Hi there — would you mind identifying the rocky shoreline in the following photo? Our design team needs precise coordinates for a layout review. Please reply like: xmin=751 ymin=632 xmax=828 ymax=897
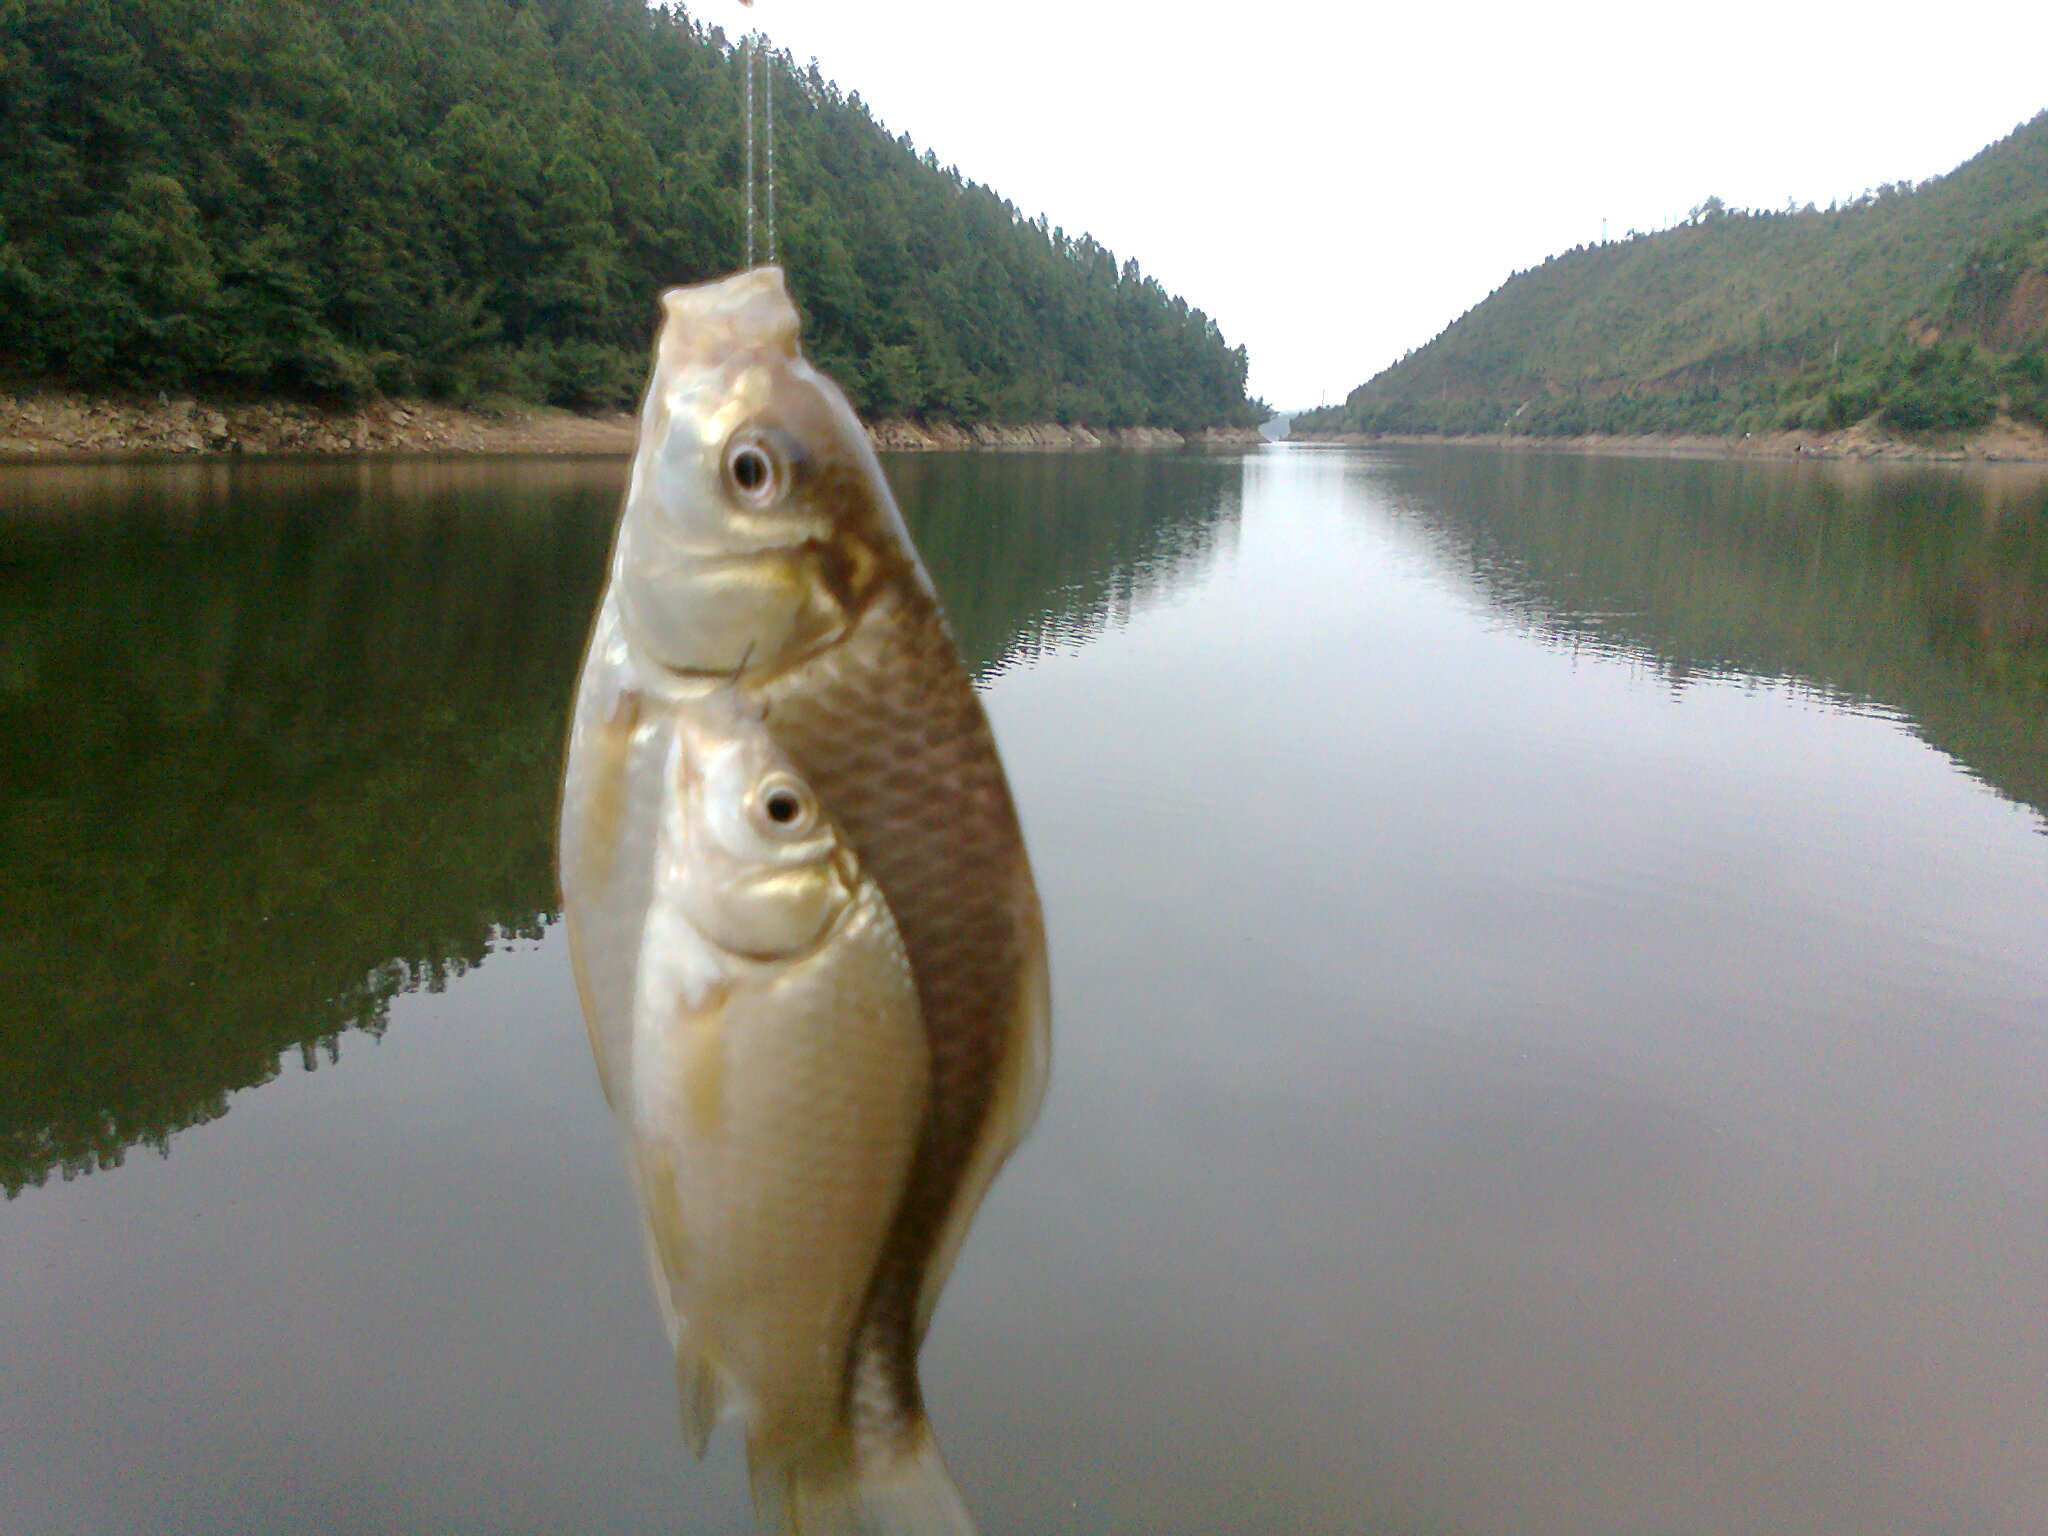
xmin=1286 ymin=416 xmax=2048 ymax=464
xmin=0 ymin=390 xmax=1264 ymax=461
xmin=864 ymin=418 xmax=1263 ymax=452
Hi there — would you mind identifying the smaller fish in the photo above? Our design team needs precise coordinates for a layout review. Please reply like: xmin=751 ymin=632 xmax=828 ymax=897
xmin=629 ymin=687 xmax=937 ymax=1491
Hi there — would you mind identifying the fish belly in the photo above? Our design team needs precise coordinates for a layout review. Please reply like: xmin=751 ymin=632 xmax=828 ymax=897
xmin=630 ymin=832 xmax=929 ymax=1465
xmin=559 ymin=601 xmax=670 ymax=1114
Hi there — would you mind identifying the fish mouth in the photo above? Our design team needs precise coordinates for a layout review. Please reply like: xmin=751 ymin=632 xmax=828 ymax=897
xmin=657 ymin=267 xmax=802 ymax=375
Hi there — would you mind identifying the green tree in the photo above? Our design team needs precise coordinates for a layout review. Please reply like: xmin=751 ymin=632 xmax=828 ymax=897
xmin=0 ymin=0 xmax=1259 ymax=426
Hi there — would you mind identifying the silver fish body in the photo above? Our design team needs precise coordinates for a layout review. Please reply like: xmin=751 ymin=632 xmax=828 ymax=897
xmin=559 ymin=268 xmax=1049 ymax=1536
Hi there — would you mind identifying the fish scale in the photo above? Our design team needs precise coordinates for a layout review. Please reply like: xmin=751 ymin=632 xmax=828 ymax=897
xmin=753 ymin=583 xmax=1040 ymax=1434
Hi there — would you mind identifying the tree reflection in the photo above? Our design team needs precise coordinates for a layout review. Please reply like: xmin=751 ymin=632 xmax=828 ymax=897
xmin=0 ymin=450 xmax=1246 ymax=1195
xmin=0 ymin=461 xmax=619 ymax=1195
xmin=1376 ymin=449 xmax=2048 ymax=827
xmin=891 ymin=451 xmax=1243 ymax=677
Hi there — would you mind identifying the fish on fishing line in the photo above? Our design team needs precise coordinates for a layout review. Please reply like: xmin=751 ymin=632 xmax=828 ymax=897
xmin=559 ymin=266 xmax=1049 ymax=1536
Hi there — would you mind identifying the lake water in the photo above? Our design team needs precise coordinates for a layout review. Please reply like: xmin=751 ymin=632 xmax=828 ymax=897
xmin=3 ymin=446 xmax=2046 ymax=1535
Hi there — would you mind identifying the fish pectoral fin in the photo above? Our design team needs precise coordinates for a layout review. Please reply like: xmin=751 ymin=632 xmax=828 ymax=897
xmin=676 ymin=1348 xmax=727 ymax=1458
xmin=753 ymin=1428 xmax=977 ymax=1536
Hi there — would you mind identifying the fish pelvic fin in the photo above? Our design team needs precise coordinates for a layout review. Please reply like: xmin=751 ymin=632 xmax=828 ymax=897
xmin=752 ymin=1428 xmax=977 ymax=1536
xmin=632 ymin=1158 xmax=730 ymax=1460
xmin=675 ymin=1349 xmax=726 ymax=1458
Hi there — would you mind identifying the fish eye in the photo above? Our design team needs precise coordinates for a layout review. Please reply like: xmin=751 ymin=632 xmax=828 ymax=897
xmin=749 ymin=773 xmax=817 ymax=839
xmin=723 ymin=433 xmax=782 ymax=508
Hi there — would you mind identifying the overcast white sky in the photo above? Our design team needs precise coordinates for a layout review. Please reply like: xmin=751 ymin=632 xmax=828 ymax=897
xmin=694 ymin=0 xmax=2048 ymax=409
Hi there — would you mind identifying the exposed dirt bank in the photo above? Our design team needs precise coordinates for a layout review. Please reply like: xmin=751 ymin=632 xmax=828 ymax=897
xmin=1289 ymin=415 xmax=2048 ymax=464
xmin=0 ymin=391 xmax=1264 ymax=461
xmin=0 ymin=393 xmax=638 ymax=458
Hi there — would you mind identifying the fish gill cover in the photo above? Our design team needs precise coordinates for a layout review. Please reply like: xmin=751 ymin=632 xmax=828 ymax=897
xmin=0 ymin=0 xmax=1260 ymax=431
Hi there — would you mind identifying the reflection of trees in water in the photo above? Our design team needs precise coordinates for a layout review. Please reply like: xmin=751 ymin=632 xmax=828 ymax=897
xmin=0 ymin=461 xmax=621 ymax=1195
xmin=0 ymin=451 xmax=1245 ymax=1196
xmin=891 ymin=452 xmax=1243 ymax=679
xmin=1375 ymin=448 xmax=2048 ymax=827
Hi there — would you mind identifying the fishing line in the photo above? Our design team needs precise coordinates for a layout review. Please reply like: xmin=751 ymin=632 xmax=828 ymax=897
xmin=743 ymin=32 xmax=756 ymax=267
xmin=737 ymin=10 xmax=777 ymax=270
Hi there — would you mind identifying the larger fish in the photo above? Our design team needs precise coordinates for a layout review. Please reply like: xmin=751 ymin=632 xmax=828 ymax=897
xmin=559 ymin=267 xmax=1049 ymax=1536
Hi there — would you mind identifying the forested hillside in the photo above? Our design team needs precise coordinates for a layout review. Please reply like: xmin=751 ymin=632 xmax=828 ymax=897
xmin=1297 ymin=112 xmax=2048 ymax=439
xmin=0 ymin=0 xmax=1259 ymax=428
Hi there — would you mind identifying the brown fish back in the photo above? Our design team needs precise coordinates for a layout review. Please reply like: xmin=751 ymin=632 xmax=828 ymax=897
xmin=749 ymin=571 xmax=1041 ymax=1448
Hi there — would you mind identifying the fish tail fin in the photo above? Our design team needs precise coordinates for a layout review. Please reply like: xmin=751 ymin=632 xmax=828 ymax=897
xmin=754 ymin=1428 xmax=978 ymax=1536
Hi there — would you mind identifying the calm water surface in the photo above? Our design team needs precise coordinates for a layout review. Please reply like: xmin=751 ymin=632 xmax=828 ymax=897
xmin=3 ymin=447 xmax=2046 ymax=1535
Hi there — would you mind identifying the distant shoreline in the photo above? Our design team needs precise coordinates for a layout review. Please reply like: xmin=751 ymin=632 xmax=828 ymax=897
xmin=1287 ymin=418 xmax=2048 ymax=465
xmin=0 ymin=391 xmax=1262 ymax=462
